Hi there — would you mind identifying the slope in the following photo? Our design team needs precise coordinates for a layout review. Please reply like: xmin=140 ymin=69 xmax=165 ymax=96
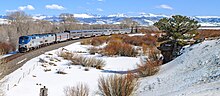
xmin=137 ymin=39 xmax=220 ymax=96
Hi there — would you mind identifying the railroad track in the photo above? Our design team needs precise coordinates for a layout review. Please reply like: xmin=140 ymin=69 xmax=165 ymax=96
xmin=0 ymin=39 xmax=83 ymax=79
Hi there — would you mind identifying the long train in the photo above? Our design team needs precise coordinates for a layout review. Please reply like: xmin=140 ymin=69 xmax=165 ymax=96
xmin=18 ymin=28 xmax=132 ymax=53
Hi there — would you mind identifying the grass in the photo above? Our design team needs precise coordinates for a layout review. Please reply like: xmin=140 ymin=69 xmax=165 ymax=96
xmin=98 ymin=73 xmax=139 ymax=96
xmin=88 ymin=47 xmax=100 ymax=55
xmin=136 ymin=49 xmax=162 ymax=77
xmin=80 ymin=39 xmax=91 ymax=45
xmin=57 ymin=50 xmax=106 ymax=69
xmin=64 ymin=83 xmax=89 ymax=96
xmin=103 ymin=40 xmax=138 ymax=57
xmin=91 ymin=36 xmax=108 ymax=46
xmin=195 ymin=29 xmax=220 ymax=39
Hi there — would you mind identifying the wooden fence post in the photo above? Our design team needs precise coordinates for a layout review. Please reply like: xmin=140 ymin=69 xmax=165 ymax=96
xmin=40 ymin=86 xmax=48 ymax=96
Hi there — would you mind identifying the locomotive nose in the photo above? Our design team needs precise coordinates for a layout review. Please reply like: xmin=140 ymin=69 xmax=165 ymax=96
xmin=19 ymin=45 xmax=28 ymax=53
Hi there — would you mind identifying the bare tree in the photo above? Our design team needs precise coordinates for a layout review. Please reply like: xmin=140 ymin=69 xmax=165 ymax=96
xmin=7 ymin=11 xmax=33 ymax=35
xmin=59 ymin=13 xmax=78 ymax=31
xmin=120 ymin=18 xmax=139 ymax=33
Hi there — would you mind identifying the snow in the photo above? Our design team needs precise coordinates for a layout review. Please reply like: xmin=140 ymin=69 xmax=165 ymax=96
xmin=128 ymin=33 xmax=145 ymax=37
xmin=139 ymin=13 xmax=169 ymax=18
xmin=0 ymin=19 xmax=9 ymax=24
xmin=196 ymin=16 xmax=220 ymax=19
xmin=199 ymin=26 xmax=220 ymax=29
xmin=2 ymin=42 xmax=140 ymax=96
xmin=73 ymin=14 xmax=95 ymax=18
xmin=0 ymin=51 xmax=17 ymax=59
xmin=108 ymin=13 xmax=128 ymax=17
xmin=2 ymin=37 xmax=220 ymax=96
xmin=137 ymin=39 xmax=220 ymax=96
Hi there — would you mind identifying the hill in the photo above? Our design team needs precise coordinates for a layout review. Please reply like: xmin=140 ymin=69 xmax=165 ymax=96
xmin=137 ymin=39 xmax=220 ymax=96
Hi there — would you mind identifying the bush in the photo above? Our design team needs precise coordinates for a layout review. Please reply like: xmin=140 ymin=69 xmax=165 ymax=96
xmin=0 ymin=42 xmax=13 ymax=54
xmin=109 ymin=34 xmax=157 ymax=47
xmin=104 ymin=40 xmax=137 ymax=57
xmin=64 ymin=83 xmax=89 ymax=96
xmin=91 ymin=37 xmax=108 ymax=46
xmin=57 ymin=50 xmax=106 ymax=69
xmin=137 ymin=49 xmax=162 ymax=77
xmin=81 ymin=57 xmax=105 ymax=69
xmin=98 ymin=73 xmax=138 ymax=96
xmin=195 ymin=29 xmax=220 ymax=39
xmin=89 ymin=47 xmax=100 ymax=55
xmin=56 ymin=51 xmax=74 ymax=60
xmin=80 ymin=39 xmax=91 ymax=45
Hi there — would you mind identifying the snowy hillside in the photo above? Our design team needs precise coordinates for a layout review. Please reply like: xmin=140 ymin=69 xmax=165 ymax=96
xmin=137 ymin=39 xmax=220 ymax=96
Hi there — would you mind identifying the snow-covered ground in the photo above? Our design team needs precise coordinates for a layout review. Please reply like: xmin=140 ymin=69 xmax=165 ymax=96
xmin=2 ymin=42 xmax=140 ymax=96
xmin=137 ymin=39 xmax=220 ymax=96
xmin=2 ymin=38 xmax=220 ymax=96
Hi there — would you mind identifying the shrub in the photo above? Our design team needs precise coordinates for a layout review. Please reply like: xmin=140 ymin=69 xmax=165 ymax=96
xmin=71 ymin=54 xmax=84 ymax=65
xmin=64 ymin=83 xmax=89 ymax=96
xmin=89 ymin=47 xmax=100 ymax=55
xmin=104 ymin=40 xmax=137 ymax=57
xmin=195 ymin=29 xmax=220 ymax=39
xmin=57 ymin=50 xmax=106 ymax=69
xmin=95 ymin=59 xmax=105 ymax=70
xmin=91 ymin=37 xmax=108 ymax=46
xmin=80 ymin=39 xmax=91 ymax=45
xmin=0 ymin=42 xmax=13 ymax=54
xmin=109 ymin=34 xmax=157 ymax=47
xmin=137 ymin=49 xmax=162 ymax=77
xmin=98 ymin=73 xmax=138 ymax=96
xmin=56 ymin=50 xmax=74 ymax=60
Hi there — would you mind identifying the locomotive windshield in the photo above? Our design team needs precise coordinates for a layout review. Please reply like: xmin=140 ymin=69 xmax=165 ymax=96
xmin=19 ymin=36 xmax=30 ymax=44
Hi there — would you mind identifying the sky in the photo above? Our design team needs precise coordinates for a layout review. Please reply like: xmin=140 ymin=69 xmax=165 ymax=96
xmin=0 ymin=0 xmax=219 ymax=16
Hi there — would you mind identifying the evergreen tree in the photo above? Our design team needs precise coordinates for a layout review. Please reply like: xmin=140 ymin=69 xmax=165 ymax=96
xmin=154 ymin=15 xmax=200 ymax=41
xmin=154 ymin=15 xmax=200 ymax=58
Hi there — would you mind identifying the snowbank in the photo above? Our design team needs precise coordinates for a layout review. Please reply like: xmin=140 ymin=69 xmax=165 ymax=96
xmin=137 ymin=39 xmax=220 ymax=96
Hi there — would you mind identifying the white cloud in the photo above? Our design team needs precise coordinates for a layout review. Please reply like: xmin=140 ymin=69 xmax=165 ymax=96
xmin=18 ymin=6 xmax=26 ymax=11
xmin=26 ymin=5 xmax=35 ymax=10
xmin=6 ymin=5 xmax=34 ymax=12
xmin=157 ymin=4 xmax=173 ymax=10
xmin=97 ymin=8 xmax=103 ymax=12
xmin=98 ymin=0 xmax=104 ymax=2
xmin=18 ymin=5 xmax=35 ymax=11
xmin=45 ymin=4 xmax=65 ymax=10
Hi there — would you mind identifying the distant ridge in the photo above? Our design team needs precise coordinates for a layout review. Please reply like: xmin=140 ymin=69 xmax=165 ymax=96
xmin=1 ymin=13 xmax=220 ymax=26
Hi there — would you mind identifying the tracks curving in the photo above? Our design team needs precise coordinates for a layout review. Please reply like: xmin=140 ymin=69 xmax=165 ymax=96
xmin=0 ymin=39 xmax=83 ymax=79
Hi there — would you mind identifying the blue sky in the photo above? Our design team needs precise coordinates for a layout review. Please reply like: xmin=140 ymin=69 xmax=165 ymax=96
xmin=0 ymin=0 xmax=219 ymax=16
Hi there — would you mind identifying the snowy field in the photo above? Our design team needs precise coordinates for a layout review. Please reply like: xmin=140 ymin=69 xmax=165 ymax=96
xmin=2 ymin=42 xmax=140 ymax=96
xmin=2 ymin=37 xmax=220 ymax=96
xmin=137 ymin=39 xmax=220 ymax=96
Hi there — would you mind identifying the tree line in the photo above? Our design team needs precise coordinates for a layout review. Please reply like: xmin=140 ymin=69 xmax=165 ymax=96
xmin=0 ymin=11 xmax=139 ymax=53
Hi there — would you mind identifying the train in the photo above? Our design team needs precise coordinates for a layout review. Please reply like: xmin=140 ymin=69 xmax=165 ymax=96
xmin=18 ymin=28 xmax=132 ymax=53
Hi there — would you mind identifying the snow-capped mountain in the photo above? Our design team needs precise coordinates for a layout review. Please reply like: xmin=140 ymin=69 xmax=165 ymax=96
xmin=1 ymin=13 xmax=220 ymax=26
xmin=108 ymin=13 xmax=128 ymax=17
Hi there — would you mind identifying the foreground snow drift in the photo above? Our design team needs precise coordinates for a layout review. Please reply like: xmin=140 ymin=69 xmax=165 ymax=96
xmin=3 ymin=42 xmax=139 ymax=96
xmin=138 ymin=39 xmax=220 ymax=96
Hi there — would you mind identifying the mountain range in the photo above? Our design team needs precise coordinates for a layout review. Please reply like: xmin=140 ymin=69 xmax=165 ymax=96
xmin=1 ymin=13 xmax=220 ymax=26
